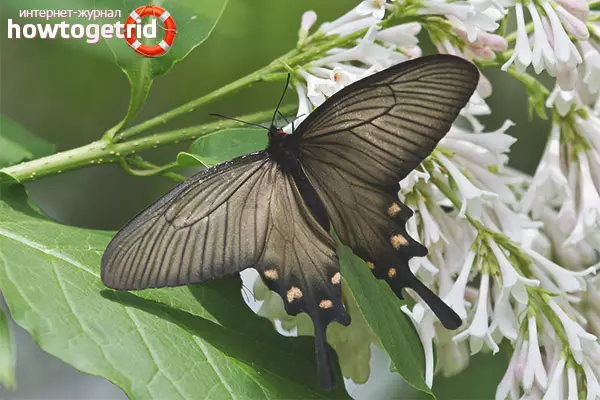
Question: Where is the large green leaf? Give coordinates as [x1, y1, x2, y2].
[105, 0, 229, 134]
[338, 245, 433, 397]
[0, 182, 349, 399]
[0, 307, 15, 390]
[0, 116, 55, 168]
[188, 128, 267, 166]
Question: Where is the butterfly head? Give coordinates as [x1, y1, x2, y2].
[268, 125, 289, 140]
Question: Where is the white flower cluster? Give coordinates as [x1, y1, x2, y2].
[503, 0, 597, 91]
[244, 1, 600, 399]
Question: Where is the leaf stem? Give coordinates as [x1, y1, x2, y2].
[1, 14, 404, 184]
[0, 106, 295, 183]
[112, 27, 371, 143]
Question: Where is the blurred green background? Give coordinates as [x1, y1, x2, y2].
[0, 0, 546, 398]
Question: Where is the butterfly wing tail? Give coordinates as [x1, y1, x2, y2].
[314, 315, 336, 391]
[402, 273, 462, 330]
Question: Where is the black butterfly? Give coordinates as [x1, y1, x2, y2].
[101, 54, 479, 389]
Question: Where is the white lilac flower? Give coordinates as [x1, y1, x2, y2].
[556, 0, 589, 21]
[454, 27, 508, 60]
[567, 366, 578, 400]
[582, 42, 600, 95]
[542, 1, 583, 90]
[548, 298, 599, 364]
[444, 250, 477, 320]
[402, 304, 436, 388]
[399, 169, 430, 196]
[540, 207, 597, 269]
[416, 196, 447, 247]
[546, 85, 583, 117]
[526, 248, 596, 293]
[554, 5, 589, 40]
[322, 17, 379, 37]
[314, 27, 408, 70]
[375, 22, 421, 47]
[543, 355, 566, 400]
[453, 272, 500, 354]
[520, 123, 570, 217]
[523, 316, 548, 390]
[300, 10, 317, 35]
[282, 82, 311, 133]
[490, 285, 519, 341]
[421, 0, 504, 42]
[502, 2, 532, 73]
[297, 69, 340, 107]
[496, 335, 524, 400]
[319, 0, 386, 35]
[355, 0, 388, 19]
[435, 153, 498, 219]
[583, 360, 600, 400]
[442, 120, 516, 169]
[528, 2, 557, 75]
[488, 239, 540, 304]
[565, 152, 600, 247]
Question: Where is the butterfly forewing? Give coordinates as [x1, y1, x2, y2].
[101, 152, 274, 289]
[296, 55, 479, 328]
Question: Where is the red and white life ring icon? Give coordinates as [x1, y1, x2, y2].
[125, 5, 176, 57]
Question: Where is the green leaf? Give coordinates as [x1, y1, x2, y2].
[189, 128, 267, 166]
[0, 184, 349, 399]
[0, 307, 16, 390]
[338, 245, 434, 397]
[104, 0, 230, 137]
[176, 152, 209, 168]
[0, 116, 55, 168]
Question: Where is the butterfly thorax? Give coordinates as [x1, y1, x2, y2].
[266, 126, 301, 174]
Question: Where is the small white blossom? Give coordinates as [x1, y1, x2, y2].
[496, 336, 524, 400]
[453, 273, 500, 354]
[445, 250, 477, 320]
[526, 248, 596, 293]
[543, 356, 566, 400]
[356, 0, 388, 20]
[582, 42, 600, 95]
[520, 123, 570, 217]
[566, 152, 600, 246]
[583, 360, 600, 400]
[548, 298, 599, 364]
[436, 153, 497, 219]
[523, 316, 548, 390]
[502, 3, 531, 73]
[488, 239, 540, 304]
[300, 10, 317, 32]
[402, 304, 436, 388]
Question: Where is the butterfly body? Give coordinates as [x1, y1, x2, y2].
[101, 55, 479, 390]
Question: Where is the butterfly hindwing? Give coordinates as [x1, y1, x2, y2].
[296, 55, 479, 328]
[253, 169, 349, 389]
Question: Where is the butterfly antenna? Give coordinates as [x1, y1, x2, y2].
[271, 73, 291, 127]
[277, 110, 290, 124]
[209, 113, 269, 131]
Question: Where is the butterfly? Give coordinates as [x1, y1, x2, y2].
[101, 54, 479, 390]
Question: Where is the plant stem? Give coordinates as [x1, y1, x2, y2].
[1, 14, 404, 183]
[112, 64, 292, 142]
[1, 106, 295, 183]
[111, 27, 371, 143]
